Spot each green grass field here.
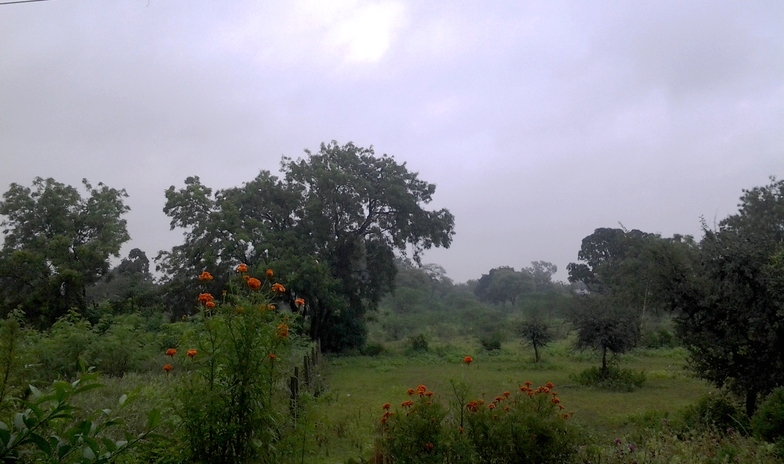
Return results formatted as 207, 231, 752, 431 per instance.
301, 339, 713, 463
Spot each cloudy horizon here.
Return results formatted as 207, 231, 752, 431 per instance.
2, 0, 782, 283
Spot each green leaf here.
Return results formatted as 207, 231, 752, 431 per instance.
82, 445, 96, 460
13, 413, 26, 431
146, 408, 161, 429
27, 432, 51, 454
117, 394, 127, 407
28, 385, 41, 399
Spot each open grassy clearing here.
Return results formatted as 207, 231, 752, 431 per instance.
303, 339, 712, 463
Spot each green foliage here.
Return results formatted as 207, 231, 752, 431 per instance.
570, 297, 640, 372
682, 393, 748, 433
0, 178, 130, 326
477, 332, 503, 351
752, 388, 784, 442
570, 365, 646, 391
406, 334, 429, 353
520, 318, 552, 362
380, 386, 450, 464
0, 372, 159, 463
360, 342, 385, 357
171, 275, 299, 464
32, 313, 156, 381
157, 142, 455, 352
379, 382, 580, 464
474, 267, 534, 306
663, 177, 784, 416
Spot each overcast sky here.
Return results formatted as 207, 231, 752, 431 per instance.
1, 0, 782, 283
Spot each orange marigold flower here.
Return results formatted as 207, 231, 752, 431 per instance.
458, 427, 464, 433
463, 356, 473, 365
295, 298, 305, 307
198, 271, 213, 282
163, 363, 173, 373
380, 417, 388, 424
563, 413, 569, 419
269, 353, 277, 360
205, 301, 216, 309
401, 400, 414, 408
235, 306, 245, 314
165, 348, 177, 357
198, 293, 214, 303
268, 304, 276, 310
187, 349, 197, 358
236, 263, 248, 273
425, 391, 433, 397
382, 403, 391, 410
488, 403, 496, 410
503, 391, 511, 398
416, 384, 427, 395
504, 406, 510, 412
407, 388, 415, 396
247, 277, 262, 290
243, 274, 250, 281
545, 382, 555, 389
425, 443, 434, 451
276, 323, 289, 338
551, 397, 560, 404
524, 381, 532, 387
272, 283, 286, 293
266, 268, 274, 278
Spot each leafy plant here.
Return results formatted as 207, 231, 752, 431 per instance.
752, 388, 784, 442
171, 269, 301, 464
0, 372, 160, 463
570, 365, 646, 392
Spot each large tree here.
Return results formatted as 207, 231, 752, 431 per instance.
157, 141, 455, 351
0, 178, 130, 326
664, 178, 784, 416
474, 267, 535, 306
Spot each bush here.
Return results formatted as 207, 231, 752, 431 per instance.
570, 365, 646, 392
361, 341, 385, 357
753, 388, 784, 442
378, 382, 581, 464
682, 393, 748, 433
170, 270, 303, 464
478, 332, 503, 351
641, 326, 677, 349
406, 334, 429, 353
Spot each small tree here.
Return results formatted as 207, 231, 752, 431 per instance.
571, 297, 638, 375
520, 318, 552, 363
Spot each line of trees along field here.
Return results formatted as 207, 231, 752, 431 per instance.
1, 142, 783, 416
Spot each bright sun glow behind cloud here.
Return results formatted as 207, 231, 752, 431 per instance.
323, 1, 406, 63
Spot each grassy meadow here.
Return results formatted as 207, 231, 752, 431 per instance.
300, 338, 712, 463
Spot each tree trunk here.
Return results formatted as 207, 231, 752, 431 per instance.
533, 343, 540, 363
601, 345, 608, 377
745, 389, 758, 418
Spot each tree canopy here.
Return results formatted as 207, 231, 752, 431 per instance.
0, 178, 130, 326
664, 177, 784, 416
157, 141, 455, 351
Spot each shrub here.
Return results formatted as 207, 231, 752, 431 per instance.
682, 393, 748, 433
0, 372, 159, 462
170, 270, 302, 464
406, 334, 429, 353
378, 381, 581, 464
570, 365, 646, 392
753, 388, 784, 442
361, 341, 385, 357
478, 332, 503, 351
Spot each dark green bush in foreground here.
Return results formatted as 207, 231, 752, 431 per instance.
570, 365, 646, 392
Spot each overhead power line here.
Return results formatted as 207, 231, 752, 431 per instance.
0, 0, 50, 5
